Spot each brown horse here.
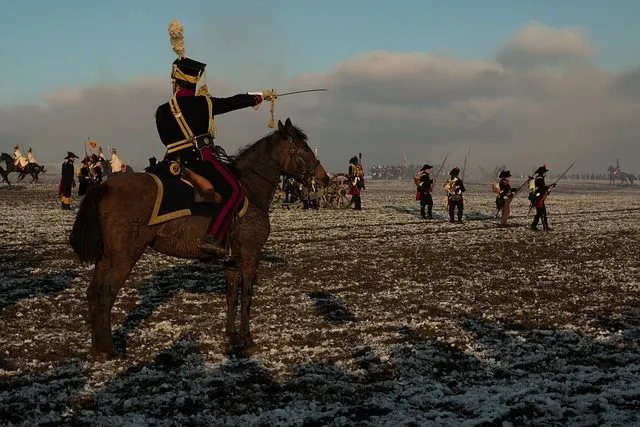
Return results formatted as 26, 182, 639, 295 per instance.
69, 118, 330, 358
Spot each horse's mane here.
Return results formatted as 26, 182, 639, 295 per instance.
227, 124, 309, 174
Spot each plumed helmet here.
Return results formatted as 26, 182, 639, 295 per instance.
449, 167, 460, 177
421, 164, 433, 171
349, 156, 359, 164
168, 20, 206, 87
499, 170, 511, 179
13, 144, 19, 150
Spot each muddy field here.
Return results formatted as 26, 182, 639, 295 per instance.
1, 179, 639, 426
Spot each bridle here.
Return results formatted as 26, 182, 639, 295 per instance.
280, 134, 320, 179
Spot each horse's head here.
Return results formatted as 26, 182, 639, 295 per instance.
274, 118, 330, 187
0, 153, 11, 163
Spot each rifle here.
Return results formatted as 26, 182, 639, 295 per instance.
527, 160, 576, 215
434, 152, 450, 182
461, 144, 471, 180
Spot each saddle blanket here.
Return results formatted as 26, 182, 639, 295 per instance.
145, 164, 248, 226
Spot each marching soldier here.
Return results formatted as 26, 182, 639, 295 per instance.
348, 155, 364, 210
445, 167, 465, 222
416, 164, 434, 219
530, 165, 555, 231
496, 170, 516, 226
155, 20, 272, 256
59, 152, 78, 210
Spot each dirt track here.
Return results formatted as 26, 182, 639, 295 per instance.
1, 179, 639, 426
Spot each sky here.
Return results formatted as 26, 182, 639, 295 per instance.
1, 0, 640, 174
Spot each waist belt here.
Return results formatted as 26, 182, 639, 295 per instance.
166, 133, 215, 154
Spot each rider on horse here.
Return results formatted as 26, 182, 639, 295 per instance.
27, 147, 38, 165
13, 145, 27, 171
155, 20, 275, 256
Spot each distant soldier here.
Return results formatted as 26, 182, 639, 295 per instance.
445, 167, 465, 222
144, 156, 157, 173
77, 159, 93, 199
59, 152, 78, 210
530, 165, 555, 231
348, 155, 364, 210
110, 148, 123, 174
495, 170, 516, 226
416, 164, 434, 219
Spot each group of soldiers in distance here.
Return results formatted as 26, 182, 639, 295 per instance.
58, 146, 126, 210
415, 163, 556, 230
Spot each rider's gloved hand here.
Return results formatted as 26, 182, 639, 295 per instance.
247, 92, 264, 106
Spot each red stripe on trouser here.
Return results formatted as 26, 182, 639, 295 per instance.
208, 160, 245, 240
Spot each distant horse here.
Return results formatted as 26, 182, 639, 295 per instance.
0, 165, 9, 185
69, 118, 330, 359
0, 153, 46, 183
617, 171, 636, 185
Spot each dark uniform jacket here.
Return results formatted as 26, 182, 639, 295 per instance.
60, 161, 75, 197
418, 172, 433, 194
155, 92, 259, 167
498, 177, 512, 199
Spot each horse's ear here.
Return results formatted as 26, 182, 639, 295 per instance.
277, 120, 285, 132
285, 117, 292, 129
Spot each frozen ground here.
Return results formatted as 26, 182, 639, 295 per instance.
1, 179, 639, 426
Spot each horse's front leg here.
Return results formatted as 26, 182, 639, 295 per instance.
239, 256, 260, 356
224, 264, 242, 353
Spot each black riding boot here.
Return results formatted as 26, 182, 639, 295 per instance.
199, 192, 231, 258
354, 196, 362, 210
449, 205, 455, 222
542, 210, 551, 231
427, 204, 433, 219
457, 207, 463, 222
420, 204, 426, 219
531, 209, 541, 230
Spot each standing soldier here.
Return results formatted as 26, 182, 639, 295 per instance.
416, 164, 434, 219
530, 165, 555, 231
496, 170, 516, 226
155, 20, 272, 256
59, 152, 78, 210
445, 167, 465, 222
348, 155, 364, 210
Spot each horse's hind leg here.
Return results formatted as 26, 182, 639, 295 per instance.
239, 256, 260, 355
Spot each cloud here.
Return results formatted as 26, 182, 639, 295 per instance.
2, 23, 640, 176
496, 22, 594, 69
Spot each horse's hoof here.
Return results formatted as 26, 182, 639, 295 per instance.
243, 339, 259, 356
91, 344, 119, 362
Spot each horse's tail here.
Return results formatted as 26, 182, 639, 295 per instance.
69, 184, 108, 263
